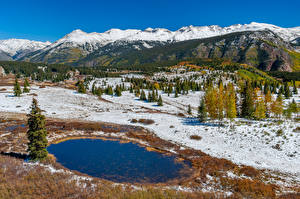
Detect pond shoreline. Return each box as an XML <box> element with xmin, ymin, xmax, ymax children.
<box><xmin>1</xmin><ymin>111</ymin><xmax>298</xmax><ymax>196</ymax></box>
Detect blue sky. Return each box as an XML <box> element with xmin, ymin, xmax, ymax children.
<box><xmin>0</xmin><ymin>0</ymin><xmax>299</xmax><ymax>42</ymax></box>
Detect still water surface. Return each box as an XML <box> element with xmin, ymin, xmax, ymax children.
<box><xmin>48</xmin><ymin>138</ymin><xmax>189</xmax><ymax>183</ymax></box>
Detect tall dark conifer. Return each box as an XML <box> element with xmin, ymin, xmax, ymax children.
<box><xmin>241</xmin><ymin>82</ymin><xmax>255</xmax><ymax>118</ymax></box>
<box><xmin>14</xmin><ymin>78</ymin><xmax>22</xmax><ymax>97</ymax></box>
<box><xmin>27</xmin><ymin>98</ymin><xmax>48</xmax><ymax>161</ymax></box>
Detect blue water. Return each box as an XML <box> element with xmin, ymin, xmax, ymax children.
<box><xmin>47</xmin><ymin>139</ymin><xmax>189</xmax><ymax>183</ymax></box>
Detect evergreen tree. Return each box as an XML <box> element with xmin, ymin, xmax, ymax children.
<box><xmin>91</xmin><ymin>82</ymin><xmax>96</xmax><ymax>95</ymax></box>
<box><xmin>27</xmin><ymin>98</ymin><xmax>48</xmax><ymax>161</ymax></box>
<box><xmin>23</xmin><ymin>78</ymin><xmax>30</xmax><ymax>93</ymax></box>
<box><xmin>157</xmin><ymin>95</ymin><xmax>163</xmax><ymax>106</ymax></box>
<box><xmin>285</xmin><ymin>99</ymin><xmax>298</xmax><ymax>118</ymax></box>
<box><xmin>241</xmin><ymin>82</ymin><xmax>254</xmax><ymax>118</ymax></box>
<box><xmin>107</xmin><ymin>86</ymin><xmax>113</xmax><ymax>95</ymax></box>
<box><xmin>95</xmin><ymin>87</ymin><xmax>102</xmax><ymax>96</ymax></box>
<box><xmin>292</xmin><ymin>81</ymin><xmax>298</xmax><ymax>94</ymax></box>
<box><xmin>115</xmin><ymin>85</ymin><xmax>122</xmax><ymax>96</ymax></box>
<box><xmin>198</xmin><ymin>98</ymin><xmax>207</xmax><ymax>122</ymax></box>
<box><xmin>140</xmin><ymin>90</ymin><xmax>146</xmax><ymax>101</ymax></box>
<box><xmin>129</xmin><ymin>85</ymin><xmax>133</xmax><ymax>93</ymax></box>
<box><xmin>175</xmin><ymin>90</ymin><xmax>178</xmax><ymax>98</ymax></box>
<box><xmin>147</xmin><ymin>92</ymin><xmax>152</xmax><ymax>102</ymax></box>
<box><xmin>14</xmin><ymin>78</ymin><xmax>22</xmax><ymax>97</ymax></box>
<box><xmin>284</xmin><ymin>82</ymin><xmax>291</xmax><ymax>99</ymax></box>
<box><xmin>187</xmin><ymin>104</ymin><xmax>192</xmax><ymax>115</ymax></box>
<box><xmin>77</xmin><ymin>81</ymin><xmax>86</xmax><ymax>93</ymax></box>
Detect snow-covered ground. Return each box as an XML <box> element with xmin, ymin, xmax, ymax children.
<box><xmin>0</xmin><ymin>85</ymin><xmax>299</xmax><ymax>182</ymax></box>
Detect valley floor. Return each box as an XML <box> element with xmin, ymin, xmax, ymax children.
<box><xmin>0</xmin><ymin>83</ymin><xmax>299</xmax><ymax>186</ymax></box>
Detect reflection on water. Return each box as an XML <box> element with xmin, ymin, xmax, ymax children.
<box><xmin>48</xmin><ymin>138</ymin><xmax>190</xmax><ymax>183</ymax></box>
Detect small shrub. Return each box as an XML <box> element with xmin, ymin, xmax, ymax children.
<box><xmin>190</xmin><ymin>135</ymin><xmax>202</xmax><ymax>140</ymax></box>
<box><xmin>272</xmin><ymin>144</ymin><xmax>281</xmax><ymax>150</ymax></box>
<box><xmin>138</xmin><ymin>119</ymin><xmax>155</xmax><ymax>125</ymax></box>
<box><xmin>131</xmin><ymin>119</ymin><xmax>138</xmax><ymax>123</ymax></box>
<box><xmin>177</xmin><ymin>113</ymin><xmax>185</xmax><ymax>117</ymax></box>
<box><xmin>276</xmin><ymin>129</ymin><xmax>284</xmax><ymax>136</ymax></box>
<box><xmin>238</xmin><ymin>166</ymin><xmax>260</xmax><ymax>177</ymax></box>
<box><xmin>293</xmin><ymin>126</ymin><xmax>300</xmax><ymax>132</ymax></box>
<box><xmin>263</xmin><ymin>131</ymin><xmax>270</xmax><ymax>136</ymax></box>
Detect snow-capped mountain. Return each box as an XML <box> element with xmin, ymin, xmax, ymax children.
<box><xmin>52</xmin><ymin>22</ymin><xmax>300</xmax><ymax>45</ymax></box>
<box><xmin>1</xmin><ymin>22</ymin><xmax>299</xmax><ymax>71</ymax></box>
<box><xmin>0</xmin><ymin>39</ymin><xmax>51</xmax><ymax>60</ymax></box>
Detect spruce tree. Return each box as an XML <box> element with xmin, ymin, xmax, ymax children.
<box><xmin>187</xmin><ymin>104</ymin><xmax>192</xmax><ymax>115</ymax></box>
<box><xmin>140</xmin><ymin>90</ymin><xmax>146</xmax><ymax>101</ymax></box>
<box><xmin>107</xmin><ymin>86</ymin><xmax>113</xmax><ymax>95</ymax></box>
<box><xmin>23</xmin><ymin>78</ymin><xmax>30</xmax><ymax>93</ymax></box>
<box><xmin>198</xmin><ymin>98</ymin><xmax>207</xmax><ymax>122</ymax></box>
<box><xmin>27</xmin><ymin>98</ymin><xmax>48</xmax><ymax>161</ymax></box>
<box><xmin>91</xmin><ymin>82</ymin><xmax>96</xmax><ymax>95</ymax></box>
<box><xmin>241</xmin><ymin>82</ymin><xmax>254</xmax><ymax>118</ymax></box>
<box><xmin>115</xmin><ymin>86</ymin><xmax>122</xmax><ymax>96</ymax></box>
<box><xmin>175</xmin><ymin>90</ymin><xmax>178</xmax><ymax>98</ymax></box>
<box><xmin>157</xmin><ymin>95</ymin><xmax>163</xmax><ymax>106</ymax></box>
<box><xmin>284</xmin><ymin>82</ymin><xmax>291</xmax><ymax>99</ymax></box>
<box><xmin>77</xmin><ymin>81</ymin><xmax>86</xmax><ymax>93</ymax></box>
<box><xmin>292</xmin><ymin>81</ymin><xmax>298</xmax><ymax>94</ymax></box>
<box><xmin>14</xmin><ymin>78</ymin><xmax>22</xmax><ymax>97</ymax></box>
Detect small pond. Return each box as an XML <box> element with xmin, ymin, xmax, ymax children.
<box><xmin>47</xmin><ymin>138</ymin><xmax>191</xmax><ymax>183</ymax></box>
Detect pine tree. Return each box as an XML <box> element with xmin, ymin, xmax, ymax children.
<box><xmin>77</xmin><ymin>81</ymin><xmax>86</xmax><ymax>93</ymax></box>
<box><xmin>157</xmin><ymin>95</ymin><xmax>163</xmax><ymax>106</ymax></box>
<box><xmin>292</xmin><ymin>81</ymin><xmax>298</xmax><ymax>94</ymax></box>
<box><xmin>91</xmin><ymin>82</ymin><xmax>96</xmax><ymax>95</ymax></box>
<box><xmin>147</xmin><ymin>92</ymin><xmax>152</xmax><ymax>102</ymax></box>
<box><xmin>130</xmin><ymin>85</ymin><xmax>133</xmax><ymax>93</ymax></box>
<box><xmin>140</xmin><ymin>90</ymin><xmax>146</xmax><ymax>101</ymax></box>
<box><xmin>115</xmin><ymin>85</ymin><xmax>122</xmax><ymax>96</ymax></box>
<box><xmin>14</xmin><ymin>78</ymin><xmax>22</xmax><ymax>97</ymax></box>
<box><xmin>27</xmin><ymin>98</ymin><xmax>48</xmax><ymax>161</ymax></box>
<box><xmin>284</xmin><ymin>82</ymin><xmax>291</xmax><ymax>99</ymax></box>
<box><xmin>187</xmin><ymin>104</ymin><xmax>192</xmax><ymax>115</ymax></box>
<box><xmin>198</xmin><ymin>98</ymin><xmax>207</xmax><ymax>122</ymax></box>
<box><xmin>241</xmin><ymin>82</ymin><xmax>254</xmax><ymax>118</ymax></box>
<box><xmin>107</xmin><ymin>86</ymin><xmax>113</xmax><ymax>95</ymax></box>
<box><xmin>23</xmin><ymin>78</ymin><xmax>30</xmax><ymax>93</ymax></box>
<box><xmin>175</xmin><ymin>90</ymin><xmax>178</xmax><ymax>98</ymax></box>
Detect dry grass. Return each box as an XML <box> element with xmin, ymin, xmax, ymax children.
<box><xmin>0</xmin><ymin>114</ymin><xmax>298</xmax><ymax>198</ymax></box>
<box><xmin>0</xmin><ymin>155</ymin><xmax>220</xmax><ymax>199</ymax></box>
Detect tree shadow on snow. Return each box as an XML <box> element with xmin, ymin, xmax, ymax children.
<box><xmin>181</xmin><ymin>117</ymin><xmax>221</xmax><ymax>127</ymax></box>
<box><xmin>0</xmin><ymin>152</ymin><xmax>28</xmax><ymax>160</ymax></box>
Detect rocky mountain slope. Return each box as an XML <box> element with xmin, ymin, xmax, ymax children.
<box><xmin>0</xmin><ymin>22</ymin><xmax>299</xmax><ymax>71</ymax></box>
<box><xmin>75</xmin><ymin>30</ymin><xmax>299</xmax><ymax>71</ymax></box>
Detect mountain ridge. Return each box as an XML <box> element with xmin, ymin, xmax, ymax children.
<box><xmin>0</xmin><ymin>22</ymin><xmax>299</xmax><ymax>71</ymax></box>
